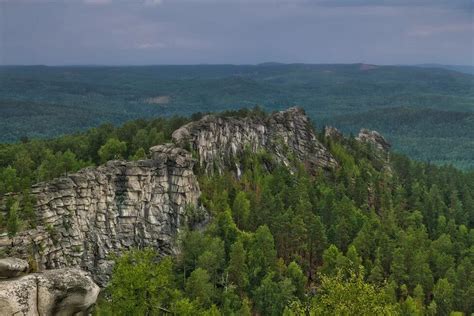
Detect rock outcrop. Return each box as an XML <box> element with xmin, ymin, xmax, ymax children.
<box><xmin>324</xmin><ymin>126</ymin><xmax>343</xmax><ymax>141</ymax></box>
<box><xmin>1</xmin><ymin>107</ymin><xmax>382</xmax><ymax>288</ymax></box>
<box><xmin>356</xmin><ymin>128</ymin><xmax>391</xmax><ymax>153</ymax></box>
<box><xmin>1</xmin><ymin>144</ymin><xmax>200</xmax><ymax>285</ymax></box>
<box><xmin>0</xmin><ymin>266</ymin><xmax>99</xmax><ymax>316</ymax></box>
<box><xmin>172</xmin><ymin>107</ymin><xmax>337</xmax><ymax>174</ymax></box>
<box><xmin>356</xmin><ymin>129</ymin><xmax>392</xmax><ymax>173</ymax></box>
<box><xmin>0</xmin><ymin>257</ymin><xmax>29</xmax><ymax>278</ymax></box>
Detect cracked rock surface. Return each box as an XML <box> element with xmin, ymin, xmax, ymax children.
<box><xmin>1</xmin><ymin>144</ymin><xmax>200</xmax><ymax>285</ymax></box>
<box><xmin>0</xmin><ymin>268</ymin><xmax>99</xmax><ymax>316</ymax></box>
<box><xmin>173</xmin><ymin>107</ymin><xmax>338</xmax><ymax>174</ymax></box>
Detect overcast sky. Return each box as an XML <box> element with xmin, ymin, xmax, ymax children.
<box><xmin>0</xmin><ymin>0</ymin><xmax>472</xmax><ymax>65</ymax></box>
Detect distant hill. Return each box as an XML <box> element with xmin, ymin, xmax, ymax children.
<box><xmin>0</xmin><ymin>63</ymin><xmax>473</xmax><ymax>168</ymax></box>
<box><xmin>415</xmin><ymin>64</ymin><xmax>474</xmax><ymax>75</ymax></box>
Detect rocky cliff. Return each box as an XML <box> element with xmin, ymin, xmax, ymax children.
<box><xmin>172</xmin><ymin>107</ymin><xmax>338</xmax><ymax>174</ymax></box>
<box><xmin>356</xmin><ymin>128</ymin><xmax>391</xmax><ymax>164</ymax></box>
<box><xmin>1</xmin><ymin>144</ymin><xmax>200</xmax><ymax>286</ymax></box>
<box><xmin>0</xmin><ymin>108</ymin><xmax>349</xmax><ymax>286</ymax></box>
<box><xmin>356</xmin><ymin>128</ymin><xmax>391</xmax><ymax>153</ymax></box>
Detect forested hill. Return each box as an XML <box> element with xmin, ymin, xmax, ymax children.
<box><xmin>415</xmin><ymin>64</ymin><xmax>474</xmax><ymax>75</ymax></box>
<box><xmin>1</xmin><ymin>108</ymin><xmax>473</xmax><ymax>315</ymax></box>
<box><xmin>1</xmin><ymin>63</ymin><xmax>473</xmax><ymax>168</ymax></box>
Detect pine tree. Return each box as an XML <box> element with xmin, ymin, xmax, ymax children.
<box><xmin>232</xmin><ymin>191</ymin><xmax>250</xmax><ymax>229</ymax></box>
<box><xmin>227</xmin><ymin>240</ymin><xmax>248</xmax><ymax>293</ymax></box>
<box><xmin>433</xmin><ymin>278</ymin><xmax>454</xmax><ymax>316</ymax></box>
<box><xmin>185</xmin><ymin>268</ymin><xmax>214</xmax><ymax>308</ymax></box>
<box><xmin>7</xmin><ymin>200</ymin><xmax>20</xmax><ymax>238</ymax></box>
<box><xmin>248</xmin><ymin>225</ymin><xmax>277</xmax><ymax>287</ymax></box>
<box><xmin>368</xmin><ymin>252</ymin><xmax>384</xmax><ymax>285</ymax></box>
<box><xmin>287</xmin><ymin>261</ymin><xmax>306</xmax><ymax>300</ymax></box>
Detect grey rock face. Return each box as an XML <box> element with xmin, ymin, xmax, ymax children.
<box><xmin>324</xmin><ymin>126</ymin><xmax>343</xmax><ymax>141</ymax></box>
<box><xmin>0</xmin><ymin>268</ymin><xmax>99</xmax><ymax>316</ymax></box>
<box><xmin>0</xmin><ymin>257</ymin><xmax>29</xmax><ymax>278</ymax></box>
<box><xmin>1</xmin><ymin>144</ymin><xmax>200</xmax><ymax>285</ymax></box>
<box><xmin>356</xmin><ymin>128</ymin><xmax>391</xmax><ymax>153</ymax></box>
<box><xmin>173</xmin><ymin>107</ymin><xmax>337</xmax><ymax>174</ymax></box>
<box><xmin>356</xmin><ymin>129</ymin><xmax>392</xmax><ymax>173</ymax></box>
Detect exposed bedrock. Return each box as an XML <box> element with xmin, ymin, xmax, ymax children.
<box><xmin>1</xmin><ymin>144</ymin><xmax>201</xmax><ymax>286</ymax></box>
<box><xmin>0</xmin><ymin>264</ymin><xmax>99</xmax><ymax>316</ymax></box>
<box><xmin>172</xmin><ymin>107</ymin><xmax>338</xmax><ymax>174</ymax></box>
<box><xmin>356</xmin><ymin>128</ymin><xmax>391</xmax><ymax>153</ymax></box>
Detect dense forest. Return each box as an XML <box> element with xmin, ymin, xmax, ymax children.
<box><xmin>1</xmin><ymin>109</ymin><xmax>473</xmax><ymax>315</ymax></box>
<box><xmin>1</xmin><ymin>64</ymin><xmax>474</xmax><ymax>168</ymax></box>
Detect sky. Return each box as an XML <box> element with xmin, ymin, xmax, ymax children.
<box><xmin>0</xmin><ymin>0</ymin><xmax>472</xmax><ymax>66</ymax></box>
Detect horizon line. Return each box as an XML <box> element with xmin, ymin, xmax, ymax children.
<box><xmin>0</xmin><ymin>62</ymin><xmax>473</xmax><ymax>68</ymax></box>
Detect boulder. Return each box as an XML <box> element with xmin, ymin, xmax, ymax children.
<box><xmin>0</xmin><ymin>268</ymin><xmax>99</xmax><ymax>316</ymax></box>
<box><xmin>37</xmin><ymin>269</ymin><xmax>100</xmax><ymax>316</ymax></box>
<box><xmin>0</xmin><ymin>257</ymin><xmax>29</xmax><ymax>278</ymax></box>
<box><xmin>0</xmin><ymin>274</ymin><xmax>37</xmax><ymax>315</ymax></box>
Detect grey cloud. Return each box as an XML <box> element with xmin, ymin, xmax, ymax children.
<box><xmin>0</xmin><ymin>0</ymin><xmax>472</xmax><ymax>65</ymax></box>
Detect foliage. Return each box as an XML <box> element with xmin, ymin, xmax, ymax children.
<box><xmin>105</xmin><ymin>249</ymin><xmax>178</xmax><ymax>315</ymax></box>
<box><xmin>98</xmin><ymin>138</ymin><xmax>127</xmax><ymax>162</ymax></box>
<box><xmin>310</xmin><ymin>269</ymin><xmax>397</xmax><ymax>315</ymax></box>
<box><xmin>6</xmin><ymin>200</ymin><xmax>20</xmax><ymax>238</ymax></box>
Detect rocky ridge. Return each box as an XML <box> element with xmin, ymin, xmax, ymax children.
<box><xmin>324</xmin><ymin>126</ymin><xmax>344</xmax><ymax>141</ymax></box>
<box><xmin>0</xmin><ymin>107</ymin><xmax>388</xmax><ymax>288</ymax></box>
<box><xmin>172</xmin><ymin>107</ymin><xmax>338</xmax><ymax>174</ymax></box>
<box><xmin>356</xmin><ymin>128</ymin><xmax>391</xmax><ymax>153</ymax></box>
<box><xmin>356</xmin><ymin>128</ymin><xmax>391</xmax><ymax>163</ymax></box>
